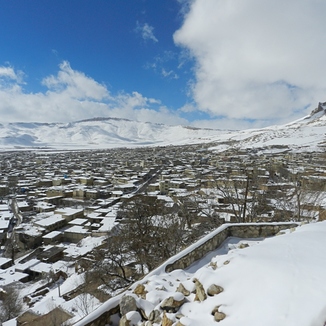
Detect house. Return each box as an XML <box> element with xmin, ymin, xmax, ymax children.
<box><xmin>33</xmin><ymin>214</ymin><xmax>66</xmax><ymax>232</ymax></box>
<box><xmin>33</xmin><ymin>201</ymin><xmax>56</xmax><ymax>213</ymax></box>
<box><xmin>54</xmin><ymin>208</ymin><xmax>84</xmax><ymax>222</ymax></box>
<box><xmin>0</xmin><ymin>257</ymin><xmax>13</xmax><ymax>269</ymax></box>
<box><xmin>64</xmin><ymin>225</ymin><xmax>90</xmax><ymax>243</ymax></box>
<box><xmin>42</xmin><ymin>231</ymin><xmax>63</xmax><ymax>245</ymax></box>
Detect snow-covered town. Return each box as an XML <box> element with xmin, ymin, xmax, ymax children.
<box><xmin>0</xmin><ymin>126</ymin><xmax>326</xmax><ymax>325</ymax></box>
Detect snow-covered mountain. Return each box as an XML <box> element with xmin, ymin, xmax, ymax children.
<box><xmin>0</xmin><ymin>118</ymin><xmax>225</xmax><ymax>150</ymax></box>
<box><xmin>0</xmin><ymin>102</ymin><xmax>325</xmax><ymax>151</ymax></box>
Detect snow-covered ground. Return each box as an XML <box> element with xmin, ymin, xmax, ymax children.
<box><xmin>75</xmin><ymin>221</ymin><xmax>326</xmax><ymax>326</ymax></box>
<box><xmin>0</xmin><ymin>106</ymin><xmax>325</xmax><ymax>151</ymax></box>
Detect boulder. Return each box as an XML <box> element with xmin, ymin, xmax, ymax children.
<box><xmin>214</xmin><ymin>312</ymin><xmax>226</xmax><ymax>322</ymax></box>
<box><xmin>162</xmin><ymin>311</ymin><xmax>173</xmax><ymax>326</ymax></box>
<box><xmin>238</xmin><ymin>243</ymin><xmax>249</xmax><ymax>249</ymax></box>
<box><xmin>133</xmin><ymin>283</ymin><xmax>147</xmax><ymax>299</ymax></box>
<box><xmin>207</xmin><ymin>284</ymin><xmax>224</xmax><ymax>296</ymax></box>
<box><xmin>193</xmin><ymin>278</ymin><xmax>207</xmax><ymax>302</ymax></box>
<box><xmin>119</xmin><ymin>311</ymin><xmax>142</xmax><ymax>326</ymax></box>
<box><xmin>212</xmin><ymin>306</ymin><xmax>226</xmax><ymax>322</ymax></box>
<box><xmin>120</xmin><ymin>295</ymin><xmax>137</xmax><ymax>316</ymax></box>
<box><xmin>209</xmin><ymin>261</ymin><xmax>218</xmax><ymax>270</ymax></box>
<box><xmin>148</xmin><ymin>309</ymin><xmax>161</xmax><ymax>324</ymax></box>
<box><xmin>160</xmin><ymin>293</ymin><xmax>186</xmax><ymax>313</ymax></box>
<box><xmin>176</xmin><ymin>283</ymin><xmax>190</xmax><ymax>296</ymax></box>
<box><xmin>119</xmin><ymin>315</ymin><xmax>130</xmax><ymax>326</ymax></box>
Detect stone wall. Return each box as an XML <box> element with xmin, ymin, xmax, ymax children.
<box><xmin>165</xmin><ymin>222</ymin><xmax>298</xmax><ymax>272</ymax></box>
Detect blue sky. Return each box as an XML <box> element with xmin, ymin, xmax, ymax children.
<box><xmin>1</xmin><ymin>0</ymin><xmax>326</xmax><ymax>129</ymax></box>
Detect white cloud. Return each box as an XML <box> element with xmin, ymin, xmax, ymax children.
<box><xmin>145</xmin><ymin>51</ymin><xmax>181</xmax><ymax>80</ymax></box>
<box><xmin>135</xmin><ymin>22</ymin><xmax>158</xmax><ymax>43</ymax></box>
<box><xmin>42</xmin><ymin>61</ymin><xmax>110</xmax><ymax>101</ymax></box>
<box><xmin>161</xmin><ymin>68</ymin><xmax>179</xmax><ymax>79</ymax></box>
<box><xmin>174</xmin><ymin>0</ymin><xmax>326</xmax><ymax>126</ymax></box>
<box><xmin>0</xmin><ymin>66</ymin><xmax>24</xmax><ymax>84</ymax></box>
<box><xmin>0</xmin><ymin>61</ymin><xmax>187</xmax><ymax>125</ymax></box>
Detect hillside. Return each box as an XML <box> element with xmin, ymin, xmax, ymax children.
<box><xmin>0</xmin><ymin>102</ymin><xmax>325</xmax><ymax>151</ymax></box>
<box><xmin>75</xmin><ymin>222</ymin><xmax>326</xmax><ymax>326</ymax></box>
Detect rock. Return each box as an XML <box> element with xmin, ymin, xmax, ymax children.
<box><xmin>139</xmin><ymin>308</ymin><xmax>149</xmax><ymax>320</ymax></box>
<box><xmin>212</xmin><ymin>306</ymin><xmax>226</xmax><ymax>322</ymax></box>
<box><xmin>119</xmin><ymin>315</ymin><xmax>130</xmax><ymax>326</ymax></box>
<box><xmin>238</xmin><ymin>243</ymin><xmax>249</xmax><ymax>249</ymax></box>
<box><xmin>176</xmin><ymin>283</ymin><xmax>190</xmax><ymax>296</ymax></box>
<box><xmin>162</xmin><ymin>311</ymin><xmax>173</xmax><ymax>326</ymax></box>
<box><xmin>133</xmin><ymin>283</ymin><xmax>147</xmax><ymax>299</ymax></box>
<box><xmin>209</xmin><ymin>261</ymin><xmax>218</xmax><ymax>270</ymax></box>
<box><xmin>223</xmin><ymin>260</ymin><xmax>230</xmax><ymax>265</ymax></box>
<box><xmin>156</xmin><ymin>285</ymin><xmax>167</xmax><ymax>291</ymax></box>
<box><xmin>193</xmin><ymin>278</ymin><xmax>207</xmax><ymax>302</ymax></box>
<box><xmin>214</xmin><ymin>311</ymin><xmax>226</xmax><ymax>322</ymax></box>
<box><xmin>148</xmin><ymin>309</ymin><xmax>161</xmax><ymax>324</ymax></box>
<box><xmin>160</xmin><ymin>293</ymin><xmax>186</xmax><ymax>313</ymax></box>
<box><xmin>125</xmin><ymin>311</ymin><xmax>142</xmax><ymax>326</ymax></box>
<box><xmin>120</xmin><ymin>295</ymin><xmax>137</xmax><ymax>316</ymax></box>
<box><xmin>207</xmin><ymin>284</ymin><xmax>224</xmax><ymax>296</ymax></box>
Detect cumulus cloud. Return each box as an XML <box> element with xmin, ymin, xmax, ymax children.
<box><xmin>135</xmin><ymin>22</ymin><xmax>158</xmax><ymax>43</ymax></box>
<box><xmin>0</xmin><ymin>66</ymin><xmax>24</xmax><ymax>84</ymax></box>
<box><xmin>174</xmin><ymin>0</ymin><xmax>326</xmax><ymax>125</ymax></box>
<box><xmin>0</xmin><ymin>61</ymin><xmax>186</xmax><ymax>125</ymax></box>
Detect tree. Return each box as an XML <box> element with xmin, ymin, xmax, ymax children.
<box><xmin>91</xmin><ymin>195</ymin><xmax>188</xmax><ymax>294</ymax></box>
<box><xmin>117</xmin><ymin>195</ymin><xmax>187</xmax><ymax>273</ymax></box>
<box><xmin>74</xmin><ymin>293</ymin><xmax>97</xmax><ymax>318</ymax></box>
<box><xmin>0</xmin><ymin>285</ymin><xmax>23</xmax><ymax>323</ymax></box>
<box><xmin>91</xmin><ymin>233</ymin><xmax>137</xmax><ymax>293</ymax></box>
<box><xmin>213</xmin><ymin>175</ymin><xmax>249</xmax><ymax>223</ymax></box>
<box><xmin>274</xmin><ymin>181</ymin><xmax>325</xmax><ymax>222</ymax></box>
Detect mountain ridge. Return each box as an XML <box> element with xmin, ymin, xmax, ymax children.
<box><xmin>0</xmin><ymin>103</ymin><xmax>325</xmax><ymax>151</ymax></box>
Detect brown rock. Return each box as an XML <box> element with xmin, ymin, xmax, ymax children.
<box><xmin>133</xmin><ymin>283</ymin><xmax>147</xmax><ymax>299</ymax></box>
<box><xmin>162</xmin><ymin>311</ymin><xmax>173</xmax><ymax>326</ymax></box>
<box><xmin>119</xmin><ymin>315</ymin><xmax>130</xmax><ymax>326</ymax></box>
<box><xmin>160</xmin><ymin>294</ymin><xmax>186</xmax><ymax>313</ymax></box>
<box><xmin>211</xmin><ymin>306</ymin><xmax>226</xmax><ymax>322</ymax></box>
<box><xmin>214</xmin><ymin>311</ymin><xmax>226</xmax><ymax>322</ymax></box>
<box><xmin>193</xmin><ymin>278</ymin><xmax>207</xmax><ymax>302</ymax></box>
<box><xmin>207</xmin><ymin>284</ymin><xmax>224</xmax><ymax>296</ymax></box>
<box><xmin>148</xmin><ymin>309</ymin><xmax>161</xmax><ymax>323</ymax></box>
<box><xmin>176</xmin><ymin>283</ymin><xmax>190</xmax><ymax>296</ymax></box>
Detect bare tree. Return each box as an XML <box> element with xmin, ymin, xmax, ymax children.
<box><xmin>213</xmin><ymin>176</ymin><xmax>248</xmax><ymax>223</ymax></box>
<box><xmin>75</xmin><ymin>293</ymin><xmax>96</xmax><ymax>318</ymax></box>
<box><xmin>0</xmin><ymin>284</ymin><xmax>23</xmax><ymax>323</ymax></box>
<box><xmin>270</xmin><ymin>173</ymin><xmax>326</xmax><ymax>222</ymax></box>
<box><xmin>118</xmin><ymin>195</ymin><xmax>187</xmax><ymax>273</ymax></box>
<box><xmin>91</xmin><ymin>195</ymin><xmax>189</xmax><ymax>294</ymax></box>
<box><xmin>92</xmin><ymin>234</ymin><xmax>136</xmax><ymax>292</ymax></box>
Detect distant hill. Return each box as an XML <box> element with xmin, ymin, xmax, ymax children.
<box><xmin>0</xmin><ymin>103</ymin><xmax>325</xmax><ymax>151</ymax></box>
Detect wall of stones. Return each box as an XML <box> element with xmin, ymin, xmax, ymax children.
<box><xmin>165</xmin><ymin>223</ymin><xmax>298</xmax><ymax>272</ymax></box>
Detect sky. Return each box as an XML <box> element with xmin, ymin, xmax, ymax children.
<box><xmin>1</xmin><ymin>0</ymin><xmax>326</xmax><ymax>130</ymax></box>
